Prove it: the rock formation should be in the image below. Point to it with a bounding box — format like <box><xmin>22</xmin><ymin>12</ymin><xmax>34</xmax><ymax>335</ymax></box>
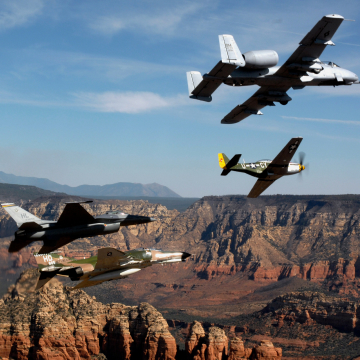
<box><xmin>265</xmin><ymin>291</ymin><xmax>360</xmax><ymax>333</ymax></box>
<box><xmin>0</xmin><ymin>269</ymin><xmax>284</xmax><ymax>360</ymax></box>
<box><xmin>0</xmin><ymin>269</ymin><xmax>177</xmax><ymax>360</ymax></box>
<box><xmin>3</xmin><ymin>195</ymin><xmax>360</xmax><ymax>320</ymax></box>
<box><xmin>184</xmin><ymin>321</ymin><xmax>281</xmax><ymax>360</ymax></box>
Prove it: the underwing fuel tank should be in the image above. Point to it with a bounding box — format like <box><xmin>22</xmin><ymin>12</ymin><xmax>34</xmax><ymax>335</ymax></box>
<box><xmin>89</xmin><ymin>268</ymin><xmax>141</xmax><ymax>282</ymax></box>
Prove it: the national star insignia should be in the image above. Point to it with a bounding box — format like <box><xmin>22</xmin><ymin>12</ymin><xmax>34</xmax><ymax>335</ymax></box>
<box><xmin>288</xmin><ymin>143</ymin><xmax>298</xmax><ymax>153</ymax></box>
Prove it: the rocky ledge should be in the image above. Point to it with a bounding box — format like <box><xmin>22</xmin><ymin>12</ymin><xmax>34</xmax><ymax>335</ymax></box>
<box><xmin>0</xmin><ymin>269</ymin><xmax>282</xmax><ymax>360</ymax></box>
<box><xmin>265</xmin><ymin>291</ymin><xmax>360</xmax><ymax>333</ymax></box>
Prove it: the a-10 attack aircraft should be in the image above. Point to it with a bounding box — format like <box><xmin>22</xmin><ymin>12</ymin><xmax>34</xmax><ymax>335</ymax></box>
<box><xmin>34</xmin><ymin>247</ymin><xmax>191</xmax><ymax>290</ymax></box>
<box><xmin>187</xmin><ymin>14</ymin><xmax>358</xmax><ymax>124</ymax></box>
<box><xmin>219</xmin><ymin>137</ymin><xmax>305</xmax><ymax>197</ymax></box>
<box><xmin>1</xmin><ymin>201</ymin><xmax>156</xmax><ymax>254</ymax></box>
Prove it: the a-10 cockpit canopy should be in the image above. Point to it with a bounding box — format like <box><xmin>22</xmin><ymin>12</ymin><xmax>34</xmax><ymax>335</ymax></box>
<box><xmin>105</xmin><ymin>211</ymin><xmax>127</xmax><ymax>215</ymax></box>
<box><xmin>322</xmin><ymin>61</ymin><xmax>340</xmax><ymax>68</ymax></box>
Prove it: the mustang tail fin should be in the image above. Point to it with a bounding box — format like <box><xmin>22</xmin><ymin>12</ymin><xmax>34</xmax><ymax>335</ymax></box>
<box><xmin>1</xmin><ymin>203</ymin><xmax>41</xmax><ymax>228</ymax></box>
<box><xmin>218</xmin><ymin>153</ymin><xmax>241</xmax><ymax>176</ymax></box>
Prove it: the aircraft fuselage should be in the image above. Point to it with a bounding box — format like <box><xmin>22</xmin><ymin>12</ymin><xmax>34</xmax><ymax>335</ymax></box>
<box><xmin>223</xmin><ymin>63</ymin><xmax>358</xmax><ymax>88</ymax></box>
<box><xmin>230</xmin><ymin>160</ymin><xmax>304</xmax><ymax>180</ymax></box>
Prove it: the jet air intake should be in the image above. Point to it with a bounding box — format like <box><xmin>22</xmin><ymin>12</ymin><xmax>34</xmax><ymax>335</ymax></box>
<box><xmin>243</xmin><ymin>50</ymin><xmax>279</xmax><ymax>69</ymax></box>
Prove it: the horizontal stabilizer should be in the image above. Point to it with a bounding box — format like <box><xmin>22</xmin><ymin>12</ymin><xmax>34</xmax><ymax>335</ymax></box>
<box><xmin>36</xmin><ymin>269</ymin><xmax>61</xmax><ymax>290</ymax></box>
<box><xmin>219</xmin><ymin>35</ymin><xmax>245</xmax><ymax>67</ymax></box>
<box><xmin>227</xmin><ymin>154</ymin><xmax>241</xmax><ymax>169</ymax></box>
<box><xmin>188</xmin><ymin>60</ymin><xmax>237</xmax><ymax>101</ymax></box>
<box><xmin>221</xmin><ymin>169</ymin><xmax>231</xmax><ymax>176</ymax></box>
<box><xmin>219</xmin><ymin>153</ymin><xmax>241</xmax><ymax>176</ymax></box>
<box><xmin>19</xmin><ymin>221</ymin><xmax>43</xmax><ymax>230</ymax></box>
<box><xmin>8</xmin><ymin>239</ymin><xmax>33</xmax><ymax>253</ymax></box>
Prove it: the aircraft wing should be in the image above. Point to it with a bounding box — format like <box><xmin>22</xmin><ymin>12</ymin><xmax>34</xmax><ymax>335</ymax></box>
<box><xmin>71</xmin><ymin>278</ymin><xmax>107</xmax><ymax>290</ymax></box>
<box><xmin>268</xmin><ymin>137</ymin><xmax>303</xmax><ymax>171</ymax></box>
<box><xmin>35</xmin><ymin>269</ymin><xmax>61</xmax><ymax>290</ymax></box>
<box><xmin>56</xmin><ymin>201</ymin><xmax>94</xmax><ymax>228</ymax></box>
<box><xmin>94</xmin><ymin>247</ymin><xmax>128</xmax><ymax>270</ymax></box>
<box><xmin>248</xmin><ymin>179</ymin><xmax>278</xmax><ymax>198</ymax></box>
<box><xmin>275</xmin><ymin>14</ymin><xmax>344</xmax><ymax>78</ymax></box>
<box><xmin>221</xmin><ymin>85</ymin><xmax>290</xmax><ymax>124</ymax></box>
<box><xmin>38</xmin><ymin>237</ymin><xmax>77</xmax><ymax>254</ymax></box>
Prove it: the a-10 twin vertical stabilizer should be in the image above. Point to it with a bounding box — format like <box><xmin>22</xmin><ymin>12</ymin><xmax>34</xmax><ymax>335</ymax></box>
<box><xmin>2</xmin><ymin>201</ymin><xmax>157</xmax><ymax>254</ymax></box>
<box><xmin>219</xmin><ymin>137</ymin><xmax>306</xmax><ymax>197</ymax></box>
<box><xmin>34</xmin><ymin>247</ymin><xmax>191</xmax><ymax>290</ymax></box>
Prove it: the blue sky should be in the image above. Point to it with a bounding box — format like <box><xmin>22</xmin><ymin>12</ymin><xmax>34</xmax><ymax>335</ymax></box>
<box><xmin>0</xmin><ymin>0</ymin><xmax>359</xmax><ymax>197</ymax></box>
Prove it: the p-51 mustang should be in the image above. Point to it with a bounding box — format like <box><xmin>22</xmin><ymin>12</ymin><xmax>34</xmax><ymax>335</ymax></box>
<box><xmin>34</xmin><ymin>247</ymin><xmax>191</xmax><ymax>290</ymax></box>
<box><xmin>219</xmin><ymin>137</ymin><xmax>305</xmax><ymax>197</ymax></box>
<box><xmin>187</xmin><ymin>14</ymin><xmax>358</xmax><ymax>124</ymax></box>
<box><xmin>2</xmin><ymin>201</ymin><xmax>156</xmax><ymax>254</ymax></box>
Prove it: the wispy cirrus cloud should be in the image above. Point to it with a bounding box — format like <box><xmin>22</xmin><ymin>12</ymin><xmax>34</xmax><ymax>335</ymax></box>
<box><xmin>0</xmin><ymin>0</ymin><xmax>44</xmax><ymax>30</ymax></box>
<box><xmin>282</xmin><ymin>115</ymin><xmax>360</xmax><ymax>126</ymax></box>
<box><xmin>73</xmin><ymin>91</ymin><xmax>187</xmax><ymax>113</ymax></box>
<box><xmin>0</xmin><ymin>89</ymin><xmax>187</xmax><ymax>114</ymax></box>
<box><xmin>89</xmin><ymin>2</ymin><xmax>203</xmax><ymax>36</ymax></box>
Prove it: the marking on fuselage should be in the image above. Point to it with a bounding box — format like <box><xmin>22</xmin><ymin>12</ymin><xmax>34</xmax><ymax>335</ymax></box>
<box><xmin>107</xmin><ymin>252</ymin><xmax>112</xmax><ymax>256</ymax></box>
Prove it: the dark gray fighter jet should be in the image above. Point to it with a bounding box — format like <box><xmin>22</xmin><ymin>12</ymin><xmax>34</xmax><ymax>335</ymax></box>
<box><xmin>1</xmin><ymin>201</ymin><xmax>156</xmax><ymax>254</ymax></box>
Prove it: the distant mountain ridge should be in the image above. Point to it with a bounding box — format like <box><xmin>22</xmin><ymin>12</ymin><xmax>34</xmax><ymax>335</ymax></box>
<box><xmin>0</xmin><ymin>171</ymin><xmax>181</xmax><ymax>198</ymax></box>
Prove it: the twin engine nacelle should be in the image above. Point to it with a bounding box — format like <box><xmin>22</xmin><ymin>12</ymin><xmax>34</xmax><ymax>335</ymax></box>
<box><xmin>243</xmin><ymin>50</ymin><xmax>279</xmax><ymax>69</ymax></box>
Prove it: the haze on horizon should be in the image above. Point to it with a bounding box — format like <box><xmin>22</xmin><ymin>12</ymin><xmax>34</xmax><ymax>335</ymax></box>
<box><xmin>0</xmin><ymin>0</ymin><xmax>359</xmax><ymax>198</ymax></box>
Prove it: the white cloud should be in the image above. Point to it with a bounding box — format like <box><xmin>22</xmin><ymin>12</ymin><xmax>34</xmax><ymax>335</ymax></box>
<box><xmin>282</xmin><ymin>115</ymin><xmax>360</xmax><ymax>126</ymax></box>
<box><xmin>73</xmin><ymin>91</ymin><xmax>186</xmax><ymax>113</ymax></box>
<box><xmin>89</xmin><ymin>2</ymin><xmax>202</xmax><ymax>36</ymax></box>
<box><xmin>0</xmin><ymin>0</ymin><xmax>44</xmax><ymax>30</ymax></box>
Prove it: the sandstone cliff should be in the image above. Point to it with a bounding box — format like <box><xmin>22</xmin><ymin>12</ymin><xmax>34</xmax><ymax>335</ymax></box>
<box><xmin>0</xmin><ymin>269</ymin><xmax>283</xmax><ymax>360</ymax></box>
<box><xmin>2</xmin><ymin>195</ymin><xmax>360</xmax><ymax>313</ymax></box>
<box><xmin>0</xmin><ymin>268</ymin><xmax>177</xmax><ymax>360</ymax></box>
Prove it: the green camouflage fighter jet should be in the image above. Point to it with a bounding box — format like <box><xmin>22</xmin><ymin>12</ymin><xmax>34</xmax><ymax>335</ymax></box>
<box><xmin>218</xmin><ymin>137</ymin><xmax>305</xmax><ymax>198</ymax></box>
<box><xmin>34</xmin><ymin>247</ymin><xmax>191</xmax><ymax>290</ymax></box>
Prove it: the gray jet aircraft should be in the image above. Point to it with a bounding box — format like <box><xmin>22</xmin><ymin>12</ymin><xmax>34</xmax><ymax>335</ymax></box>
<box><xmin>187</xmin><ymin>14</ymin><xmax>358</xmax><ymax>124</ymax></box>
<box><xmin>2</xmin><ymin>201</ymin><xmax>156</xmax><ymax>254</ymax></box>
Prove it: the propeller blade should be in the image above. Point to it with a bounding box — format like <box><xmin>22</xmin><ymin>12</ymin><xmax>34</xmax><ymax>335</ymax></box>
<box><xmin>299</xmin><ymin>151</ymin><xmax>305</xmax><ymax>166</ymax></box>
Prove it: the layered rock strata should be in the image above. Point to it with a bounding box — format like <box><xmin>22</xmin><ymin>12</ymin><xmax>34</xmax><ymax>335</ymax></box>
<box><xmin>265</xmin><ymin>291</ymin><xmax>360</xmax><ymax>333</ymax></box>
<box><xmin>185</xmin><ymin>321</ymin><xmax>281</xmax><ymax>360</ymax></box>
<box><xmin>0</xmin><ymin>269</ymin><xmax>177</xmax><ymax>360</ymax></box>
